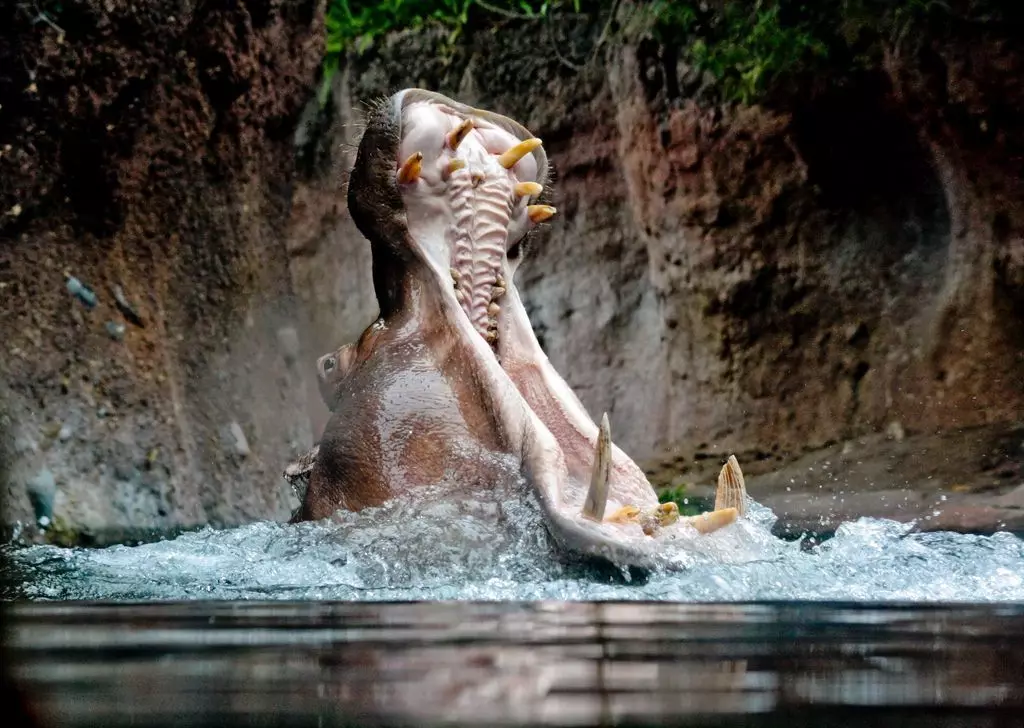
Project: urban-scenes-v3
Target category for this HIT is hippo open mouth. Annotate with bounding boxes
[287,89,749,569]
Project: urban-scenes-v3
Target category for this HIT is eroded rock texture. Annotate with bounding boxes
[0,0,322,542]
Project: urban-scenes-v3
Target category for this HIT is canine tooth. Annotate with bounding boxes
[488,302,500,317]
[527,205,556,223]
[514,181,543,197]
[447,119,474,150]
[715,455,747,516]
[683,507,738,534]
[607,505,640,523]
[443,158,466,180]
[498,138,542,169]
[581,412,612,522]
[397,152,423,184]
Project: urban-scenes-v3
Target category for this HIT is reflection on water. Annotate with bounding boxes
[6,601,1024,727]
[4,484,1024,602]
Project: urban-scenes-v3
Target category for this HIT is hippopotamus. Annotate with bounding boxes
[285,88,750,569]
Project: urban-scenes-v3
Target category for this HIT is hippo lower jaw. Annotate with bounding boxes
[294,89,748,569]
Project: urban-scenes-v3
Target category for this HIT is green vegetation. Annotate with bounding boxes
[657,483,705,518]
[318,0,957,106]
[319,0,581,104]
[651,1,828,105]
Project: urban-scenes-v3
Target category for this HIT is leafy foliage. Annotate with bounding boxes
[316,0,958,107]
[319,0,579,104]
[657,483,705,518]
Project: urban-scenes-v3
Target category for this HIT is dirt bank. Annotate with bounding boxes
[1,0,323,544]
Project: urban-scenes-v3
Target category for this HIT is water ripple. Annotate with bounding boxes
[6,484,1024,602]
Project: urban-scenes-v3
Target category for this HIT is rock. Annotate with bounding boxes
[0,0,319,537]
[65,276,97,308]
[26,468,56,523]
[104,321,126,341]
[229,421,250,458]
[886,422,906,442]
[276,326,301,365]
[58,423,73,442]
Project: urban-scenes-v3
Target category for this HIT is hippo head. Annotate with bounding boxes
[293,89,746,569]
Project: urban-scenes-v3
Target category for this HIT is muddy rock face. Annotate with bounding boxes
[0,0,322,542]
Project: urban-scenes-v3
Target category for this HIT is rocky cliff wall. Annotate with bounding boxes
[0,0,323,542]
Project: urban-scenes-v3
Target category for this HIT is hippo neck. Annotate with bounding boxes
[371,243,458,342]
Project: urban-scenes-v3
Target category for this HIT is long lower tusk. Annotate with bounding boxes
[514,181,543,197]
[397,152,423,184]
[581,412,612,522]
[683,507,738,534]
[498,138,542,169]
[527,204,556,223]
[447,119,474,150]
[714,454,747,516]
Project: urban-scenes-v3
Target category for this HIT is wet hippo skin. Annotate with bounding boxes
[290,89,748,568]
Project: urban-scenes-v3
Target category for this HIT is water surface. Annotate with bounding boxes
[6,600,1024,727]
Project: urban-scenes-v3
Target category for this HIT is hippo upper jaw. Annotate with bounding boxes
[299,89,746,569]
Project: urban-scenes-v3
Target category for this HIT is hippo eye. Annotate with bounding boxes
[322,357,336,373]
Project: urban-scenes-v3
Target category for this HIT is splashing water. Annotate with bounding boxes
[6,476,1024,602]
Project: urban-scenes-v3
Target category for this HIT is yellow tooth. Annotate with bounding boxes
[607,505,641,524]
[683,507,738,535]
[527,205,556,223]
[497,138,542,169]
[491,286,506,300]
[488,302,500,317]
[444,158,466,179]
[447,119,474,150]
[397,152,423,184]
[514,181,543,197]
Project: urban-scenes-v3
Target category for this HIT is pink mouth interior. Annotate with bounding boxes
[393,93,667,557]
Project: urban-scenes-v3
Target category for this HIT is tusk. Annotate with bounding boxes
[683,507,738,534]
[581,412,612,522]
[497,138,542,169]
[446,119,474,150]
[714,454,747,516]
[514,181,543,197]
[527,205,556,223]
[397,152,423,184]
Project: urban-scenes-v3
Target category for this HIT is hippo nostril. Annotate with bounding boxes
[322,357,336,373]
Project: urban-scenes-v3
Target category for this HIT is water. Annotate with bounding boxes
[5,482,1024,602]
[6,600,1024,727]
